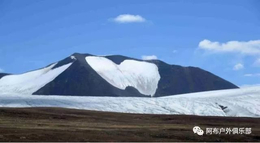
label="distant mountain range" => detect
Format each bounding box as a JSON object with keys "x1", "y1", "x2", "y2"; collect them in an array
[{"x1": 0, "y1": 53, "x2": 238, "y2": 97}]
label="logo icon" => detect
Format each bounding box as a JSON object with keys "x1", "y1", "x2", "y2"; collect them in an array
[{"x1": 193, "y1": 126, "x2": 204, "y2": 136}]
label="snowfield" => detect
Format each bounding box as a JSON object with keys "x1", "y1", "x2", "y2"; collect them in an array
[
  {"x1": 86, "y1": 56, "x2": 160, "y2": 96},
  {"x1": 0, "y1": 85, "x2": 259, "y2": 117},
  {"x1": 0, "y1": 63, "x2": 72, "y2": 94}
]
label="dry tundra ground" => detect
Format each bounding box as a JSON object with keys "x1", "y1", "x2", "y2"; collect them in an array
[{"x1": 0, "y1": 107, "x2": 259, "y2": 142}]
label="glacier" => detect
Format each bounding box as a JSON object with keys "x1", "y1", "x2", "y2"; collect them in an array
[
  {"x1": 0, "y1": 85, "x2": 259, "y2": 117},
  {"x1": 86, "y1": 56, "x2": 160, "y2": 96}
]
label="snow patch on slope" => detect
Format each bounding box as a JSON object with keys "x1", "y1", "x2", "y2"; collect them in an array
[
  {"x1": 70, "y1": 56, "x2": 76, "y2": 60},
  {"x1": 0, "y1": 63, "x2": 72, "y2": 94},
  {"x1": 86, "y1": 56, "x2": 160, "y2": 96},
  {"x1": 0, "y1": 86, "x2": 259, "y2": 117}
]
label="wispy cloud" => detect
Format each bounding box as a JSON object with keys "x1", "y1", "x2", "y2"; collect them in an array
[
  {"x1": 244, "y1": 73, "x2": 260, "y2": 77},
  {"x1": 0, "y1": 68, "x2": 4, "y2": 73},
  {"x1": 142, "y1": 55, "x2": 158, "y2": 60},
  {"x1": 198, "y1": 39, "x2": 260, "y2": 55},
  {"x1": 233, "y1": 63, "x2": 244, "y2": 71},
  {"x1": 172, "y1": 50, "x2": 178, "y2": 54},
  {"x1": 253, "y1": 58, "x2": 260, "y2": 67},
  {"x1": 112, "y1": 14, "x2": 146, "y2": 23}
]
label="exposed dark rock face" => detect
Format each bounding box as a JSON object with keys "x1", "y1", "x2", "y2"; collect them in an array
[
  {"x1": 0, "y1": 73, "x2": 10, "y2": 79},
  {"x1": 32, "y1": 53, "x2": 238, "y2": 97},
  {"x1": 149, "y1": 60, "x2": 238, "y2": 96}
]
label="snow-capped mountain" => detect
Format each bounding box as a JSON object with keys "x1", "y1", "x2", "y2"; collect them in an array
[
  {"x1": 0, "y1": 53, "x2": 238, "y2": 97},
  {"x1": 0, "y1": 53, "x2": 259, "y2": 117}
]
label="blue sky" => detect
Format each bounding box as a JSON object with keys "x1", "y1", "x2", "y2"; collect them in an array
[{"x1": 0, "y1": 0, "x2": 260, "y2": 86}]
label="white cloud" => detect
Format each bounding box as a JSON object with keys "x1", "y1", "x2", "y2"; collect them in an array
[
  {"x1": 198, "y1": 39, "x2": 260, "y2": 55},
  {"x1": 233, "y1": 63, "x2": 244, "y2": 70},
  {"x1": 244, "y1": 74, "x2": 253, "y2": 77},
  {"x1": 253, "y1": 58, "x2": 260, "y2": 67},
  {"x1": 113, "y1": 14, "x2": 146, "y2": 23},
  {"x1": 142, "y1": 55, "x2": 158, "y2": 60},
  {"x1": 244, "y1": 73, "x2": 260, "y2": 77},
  {"x1": 0, "y1": 68, "x2": 4, "y2": 73}
]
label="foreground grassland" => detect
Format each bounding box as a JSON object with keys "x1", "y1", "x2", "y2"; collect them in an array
[{"x1": 0, "y1": 107, "x2": 259, "y2": 142}]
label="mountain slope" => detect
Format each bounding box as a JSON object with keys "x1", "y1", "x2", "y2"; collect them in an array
[
  {"x1": 34, "y1": 53, "x2": 147, "y2": 97},
  {"x1": 0, "y1": 63, "x2": 72, "y2": 94},
  {"x1": 151, "y1": 60, "x2": 238, "y2": 96},
  {"x1": 0, "y1": 53, "x2": 238, "y2": 96}
]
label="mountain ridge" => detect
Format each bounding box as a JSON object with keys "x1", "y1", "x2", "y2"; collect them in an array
[{"x1": 0, "y1": 53, "x2": 239, "y2": 97}]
